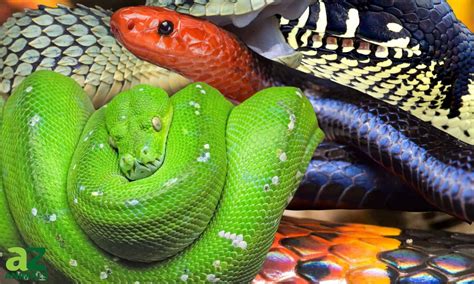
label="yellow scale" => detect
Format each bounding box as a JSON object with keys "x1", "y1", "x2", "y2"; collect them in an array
[{"x1": 281, "y1": 2, "x2": 474, "y2": 145}]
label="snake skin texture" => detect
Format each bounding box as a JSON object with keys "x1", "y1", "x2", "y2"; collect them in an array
[
  {"x1": 280, "y1": 0, "x2": 474, "y2": 145},
  {"x1": 0, "y1": 4, "x2": 190, "y2": 107},
  {"x1": 154, "y1": 0, "x2": 474, "y2": 144},
  {"x1": 0, "y1": 4, "x2": 432, "y2": 213},
  {"x1": 260, "y1": 57, "x2": 473, "y2": 222},
  {"x1": 309, "y1": 91, "x2": 474, "y2": 222},
  {"x1": 255, "y1": 216, "x2": 474, "y2": 283},
  {"x1": 0, "y1": 1, "x2": 472, "y2": 282},
  {"x1": 289, "y1": 141, "x2": 436, "y2": 212},
  {"x1": 137, "y1": 0, "x2": 474, "y2": 220}
]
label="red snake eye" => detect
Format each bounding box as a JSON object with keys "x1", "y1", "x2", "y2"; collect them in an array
[{"x1": 158, "y1": 20, "x2": 174, "y2": 36}]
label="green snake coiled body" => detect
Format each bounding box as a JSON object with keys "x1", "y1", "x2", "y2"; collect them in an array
[{"x1": 0, "y1": 70, "x2": 323, "y2": 282}]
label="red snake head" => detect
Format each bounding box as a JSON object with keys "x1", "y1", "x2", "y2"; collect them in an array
[
  {"x1": 111, "y1": 7, "x2": 225, "y2": 66},
  {"x1": 111, "y1": 6, "x2": 269, "y2": 101}
]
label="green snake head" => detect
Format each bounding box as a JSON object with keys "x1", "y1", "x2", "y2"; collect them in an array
[{"x1": 104, "y1": 85, "x2": 172, "y2": 180}]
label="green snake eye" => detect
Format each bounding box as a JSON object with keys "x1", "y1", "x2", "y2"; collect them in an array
[
  {"x1": 152, "y1": 117, "x2": 162, "y2": 131},
  {"x1": 158, "y1": 20, "x2": 173, "y2": 36}
]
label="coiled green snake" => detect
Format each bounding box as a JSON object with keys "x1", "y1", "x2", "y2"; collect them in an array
[{"x1": 0, "y1": 70, "x2": 323, "y2": 282}]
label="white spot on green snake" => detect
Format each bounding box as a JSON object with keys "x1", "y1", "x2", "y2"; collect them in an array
[
  {"x1": 69, "y1": 259, "x2": 77, "y2": 267},
  {"x1": 99, "y1": 271, "x2": 108, "y2": 280},
  {"x1": 126, "y1": 199, "x2": 139, "y2": 206},
  {"x1": 295, "y1": 90, "x2": 302, "y2": 98},
  {"x1": 232, "y1": 239, "x2": 247, "y2": 250},
  {"x1": 204, "y1": 144, "x2": 210, "y2": 149},
  {"x1": 25, "y1": 86, "x2": 33, "y2": 93},
  {"x1": 79, "y1": 185, "x2": 85, "y2": 191},
  {"x1": 120, "y1": 115, "x2": 126, "y2": 120},
  {"x1": 220, "y1": 230, "x2": 247, "y2": 249},
  {"x1": 29, "y1": 114, "x2": 41, "y2": 127},
  {"x1": 206, "y1": 274, "x2": 219, "y2": 283},
  {"x1": 195, "y1": 111, "x2": 200, "y2": 116},
  {"x1": 189, "y1": 101, "x2": 201, "y2": 109},
  {"x1": 138, "y1": 88, "x2": 144, "y2": 91},
  {"x1": 164, "y1": 178, "x2": 178, "y2": 187},
  {"x1": 272, "y1": 176, "x2": 280, "y2": 185},
  {"x1": 197, "y1": 152, "x2": 210, "y2": 162},
  {"x1": 288, "y1": 114, "x2": 296, "y2": 131},
  {"x1": 49, "y1": 214, "x2": 57, "y2": 222},
  {"x1": 180, "y1": 274, "x2": 189, "y2": 282},
  {"x1": 200, "y1": 90, "x2": 206, "y2": 95},
  {"x1": 196, "y1": 84, "x2": 202, "y2": 89},
  {"x1": 72, "y1": 164, "x2": 77, "y2": 170},
  {"x1": 73, "y1": 198, "x2": 78, "y2": 204},
  {"x1": 238, "y1": 241, "x2": 247, "y2": 250},
  {"x1": 99, "y1": 143, "x2": 104, "y2": 149},
  {"x1": 213, "y1": 260, "x2": 221, "y2": 268},
  {"x1": 91, "y1": 191, "x2": 103, "y2": 197},
  {"x1": 279, "y1": 152, "x2": 288, "y2": 162},
  {"x1": 31, "y1": 208, "x2": 37, "y2": 216}
]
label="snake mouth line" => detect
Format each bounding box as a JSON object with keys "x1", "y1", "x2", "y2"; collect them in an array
[{"x1": 125, "y1": 158, "x2": 163, "y2": 181}]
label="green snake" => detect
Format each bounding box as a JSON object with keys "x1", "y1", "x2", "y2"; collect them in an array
[{"x1": 0, "y1": 70, "x2": 323, "y2": 282}]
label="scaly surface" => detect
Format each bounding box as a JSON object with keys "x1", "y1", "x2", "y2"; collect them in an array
[
  {"x1": 255, "y1": 216, "x2": 474, "y2": 283},
  {"x1": 111, "y1": 6, "x2": 474, "y2": 222},
  {"x1": 0, "y1": 5, "x2": 190, "y2": 107},
  {"x1": 0, "y1": 3, "x2": 472, "y2": 205},
  {"x1": 0, "y1": 70, "x2": 322, "y2": 282}
]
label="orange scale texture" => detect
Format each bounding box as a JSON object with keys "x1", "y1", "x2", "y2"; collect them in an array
[{"x1": 255, "y1": 217, "x2": 474, "y2": 283}]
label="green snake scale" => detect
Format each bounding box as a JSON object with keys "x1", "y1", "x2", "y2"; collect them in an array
[{"x1": 0, "y1": 70, "x2": 323, "y2": 281}]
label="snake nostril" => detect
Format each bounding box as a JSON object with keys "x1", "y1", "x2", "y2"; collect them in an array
[{"x1": 127, "y1": 21, "x2": 135, "y2": 31}]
